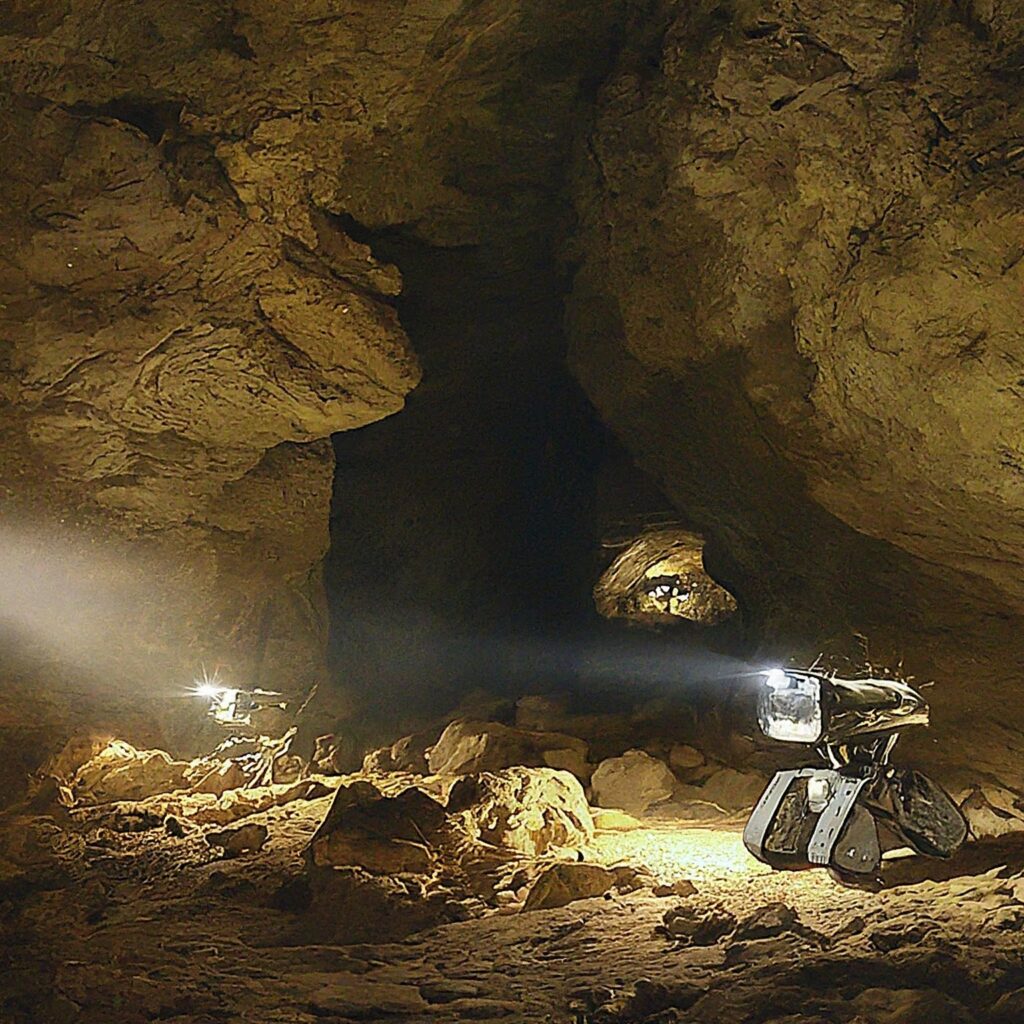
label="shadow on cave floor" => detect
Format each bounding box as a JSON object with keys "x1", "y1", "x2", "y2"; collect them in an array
[{"x1": 878, "y1": 834, "x2": 1024, "y2": 888}]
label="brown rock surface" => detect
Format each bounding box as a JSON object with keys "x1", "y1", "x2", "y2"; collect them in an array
[
  {"x1": 72, "y1": 740, "x2": 189, "y2": 804},
  {"x1": 204, "y1": 821, "x2": 269, "y2": 857},
  {"x1": 0, "y1": 0, "x2": 624, "y2": 776},
  {"x1": 566, "y1": 1, "x2": 1024, "y2": 780},
  {"x1": 308, "y1": 779, "x2": 445, "y2": 874},
  {"x1": 569, "y1": 0, "x2": 1024, "y2": 616},
  {"x1": 590, "y1": 750, "x2": 677, "y2": 816},
  {"x1": 447, "y1": 767, "x2": 594, "y2": 856},
  {"x1": 522, "y1": 863, "x2": 617, "y2": 912},
  {"x1": 0, "y1": 83, "x2": 419, "y2": 765},
  {"x1": 427, "y1": 719, "x2": 591, "y2": 779}
]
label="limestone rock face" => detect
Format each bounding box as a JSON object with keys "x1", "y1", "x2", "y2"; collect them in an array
[
  {"x1": 447, "y1": 767, "x2": 594, "y2": 856},
  {"x1": 0, "y1": 40, "x2": 421, "y2": 763},
  {"x1": 0, "y1": 0, "x2": 628, "y2": 781},
  {"x1": 565, "y1": 1, "x2": 1024, "y2": 780},
  {"x1": 567, "y1": 3, "x2": 1024, "y2": 629}
]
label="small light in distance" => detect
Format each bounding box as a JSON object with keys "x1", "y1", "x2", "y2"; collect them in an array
[
  {"x1": 189, "y1": 666, "x2": 227, "y2": 701},
  {"x1": 191, "y1": 682, "x2": 226, "y2": 699}
]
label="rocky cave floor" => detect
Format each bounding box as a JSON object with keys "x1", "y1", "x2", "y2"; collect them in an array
[{"x1": 5, "y1": 723, "x2": 1024, "y2": 1024}]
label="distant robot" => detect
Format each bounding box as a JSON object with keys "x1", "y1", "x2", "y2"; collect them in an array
[
  {"x1": 193, "y1": 682, "x2": 286, "y2": 728},
  {"x1": 744, "y1": 668, "x2": 967, "y2": 882}
]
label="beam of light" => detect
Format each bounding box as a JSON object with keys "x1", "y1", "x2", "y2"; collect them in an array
[{"x1": 0, "y1": 521, "x2": 149, "y2": 679}]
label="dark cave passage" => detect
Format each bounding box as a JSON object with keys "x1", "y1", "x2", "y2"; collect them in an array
[
  {"x1": 324, "y1": 238, "x2": 756, "y2": 740},
  {"x1": 325, "y1": 240, "x2": 605, "y2": 719}
]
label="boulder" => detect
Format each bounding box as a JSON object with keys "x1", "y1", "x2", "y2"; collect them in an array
[
  {"x1": 960, "y1": 788, "x2": 1024, "y2": 839},
  {"x1": 427, "y1": 719, "x2": 589, "y2": 780},
  {"x1": 362, "y1": 733, "x2": 432, "y2": 775},
  {"x1": 590, "y1": 750, "x2": 676, "y2": 816},
  {"x1": 191, "y1": 760, "x2": 248, "y2": 797},
  {"x1": 522, "y1": 863, "x2": 617, "y2": 911},
  {"x1": 72, "y1": 741, "x2": 189, "y2": 805},
  {"x1": 309, "y1": 781, "x2": 446, "y2": 875},
  {"x1": 42, "y1": 736, "x2": 112, "y2": 783},
  {"x1": 447, "y1": 767, "x2": 594, "y2": 856},
  {"x1": 542, "y1": 746, "x2": 592, "y2": 781},
  {"x1": 668, "y1": 744, "x2": 705, "y2": 774},
  {"x1": 312, "y1": 834, "x2": 432, "y2": 875},
  {"x1": 205, "y1": 822, "x2": 268, "y2": 857}
]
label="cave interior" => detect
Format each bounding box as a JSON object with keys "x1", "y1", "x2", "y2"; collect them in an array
[{"x1": 3, "y1": 1, "x2": 1024, "y2": 1022}]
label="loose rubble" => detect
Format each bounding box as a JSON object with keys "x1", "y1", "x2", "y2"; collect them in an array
[{"x1": 4, "y1": 712, "x2": 1024, "y2": 1023}]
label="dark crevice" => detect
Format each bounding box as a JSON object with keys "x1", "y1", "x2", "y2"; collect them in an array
[
  {"x1": 64, "y1": 97, "x2": 184, "y2": 145},
  {"x1": 210, "y1": 11, "x2": 256, "y2": 60}
]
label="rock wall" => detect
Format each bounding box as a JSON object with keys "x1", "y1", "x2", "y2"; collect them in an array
[
  {"x1": 4, "y1": 0, "x2": 1024, "y2": 791},
  {"x1": 0, "y1": 0, "x2": 626, "y2": 772},
  {"x1": 566, "y1": 1, "x2": 1024, "y2": 779}
]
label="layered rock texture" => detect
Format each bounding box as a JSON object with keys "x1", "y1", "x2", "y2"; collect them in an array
[
  {"x1": 0, "y1": 0, "x2": 622, "y2": 770},
  {"x1": 3, "y1": 0, "x2": 1024, "y2": 791},
  {"x1": 567, "y1": 0, "x2": 1024, "y2": 777},
  {"x1": 570, "y1": 0, "x2": 1024, "y2": 628}
]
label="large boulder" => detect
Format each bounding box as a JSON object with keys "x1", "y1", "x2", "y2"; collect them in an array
[
  {"x1": 72, "y1": 741, "x2": 189, "y2": 805},
  {"x1": 447, "y1": 767, "x2": 593, "y2": 857},
  {"x1": 692, "y1": 768, "x2": 767, "y2": 812},
  {"x1": 427, "y1": 720, "x2": 590, "y2": 780},
  {"x1": 309, "y1": 780, "x2": 447, "y2": 875},
  {"x1": 590, "y1": 750, "x2": 676, "y2": 816}
]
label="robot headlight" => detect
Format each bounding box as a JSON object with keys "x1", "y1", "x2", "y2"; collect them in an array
[
  {"x1": 758, "y1": 669, "x2": 824, "y2": 743},
  {"x1": 757, "y1": 668, "x2": 929, "y2": 745}
]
